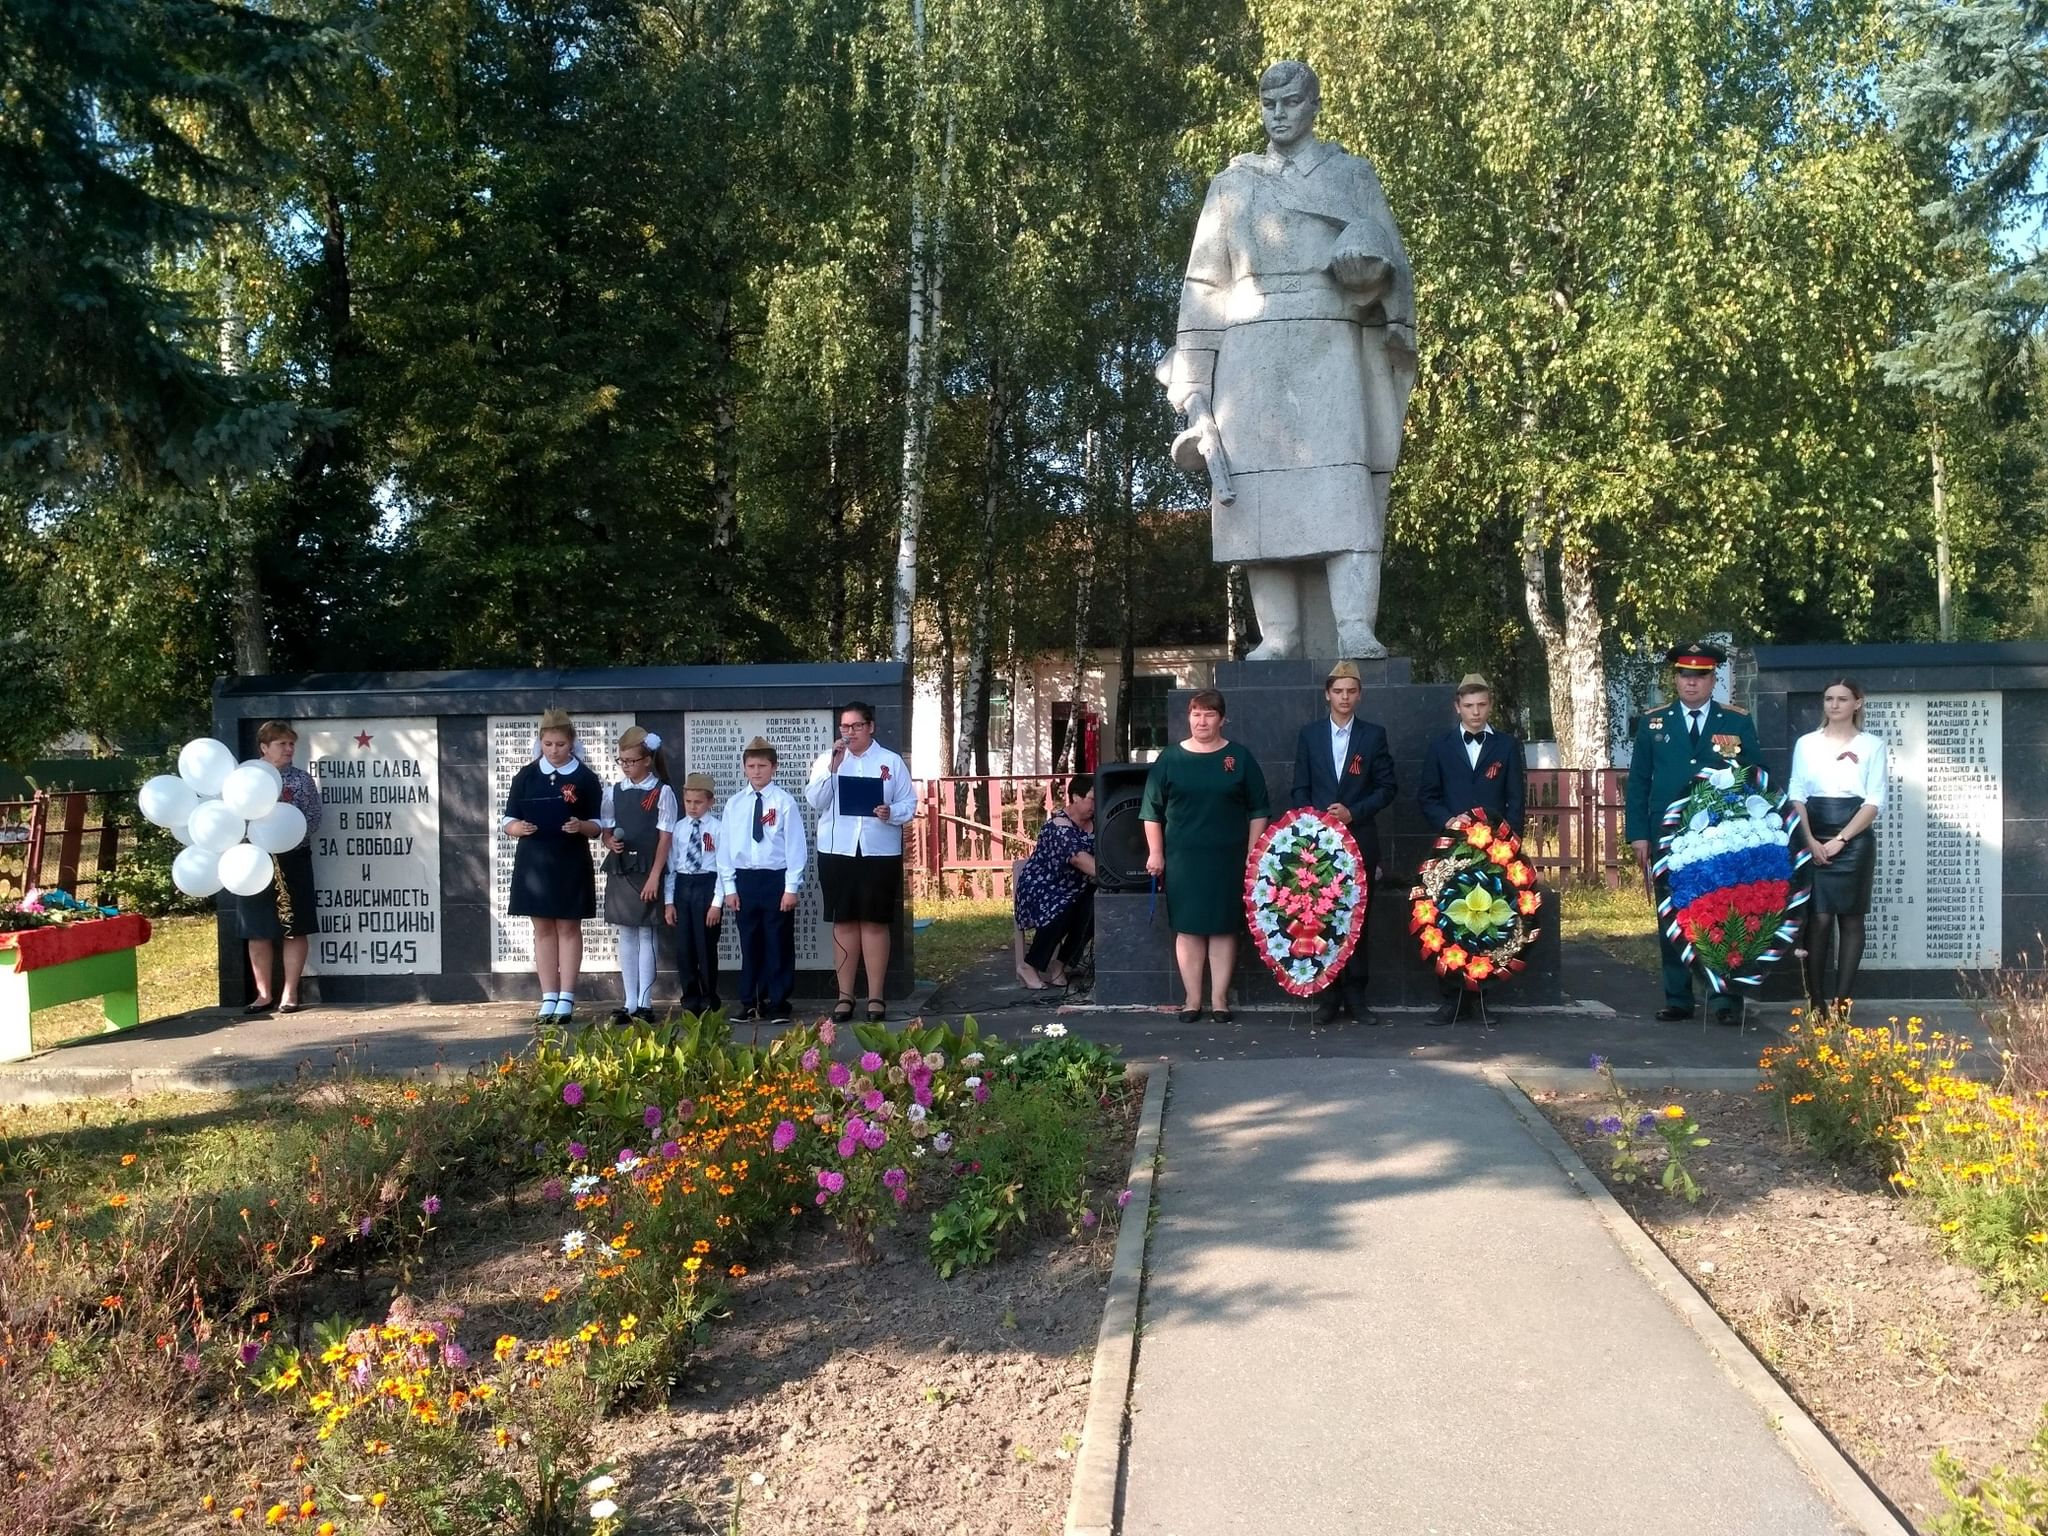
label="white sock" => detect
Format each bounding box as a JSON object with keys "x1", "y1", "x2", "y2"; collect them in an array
[
  {"x1": 541, "y1": 991, "x2": 562, "y2": 1012},
  {"x1": 557, "y1": 992, "x2": 575, "y2": 1016},
  {"x1": 636, "y1": 931, "x2": 657, "y2": 1010},
  {"x1": 616, "y1": 928, "x2": 649, "y2": 1011}
]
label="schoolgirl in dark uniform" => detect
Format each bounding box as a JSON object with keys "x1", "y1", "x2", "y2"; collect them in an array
[{"x1": 502, "y1": 708, "x2": 604, "y2": 1022}]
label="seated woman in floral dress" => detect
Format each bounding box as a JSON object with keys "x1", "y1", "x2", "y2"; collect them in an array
[{"x1": 1013, "y1": 775, "x2": 1097, "y2": 990}]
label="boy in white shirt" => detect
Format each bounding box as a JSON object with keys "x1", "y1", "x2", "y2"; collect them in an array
[
  {"x1": 719, "y1": 738, "x2": 807, "y2": 1024},
  {"x1": 664, "y1": 771, "x2": 723, "y2": 1017}
]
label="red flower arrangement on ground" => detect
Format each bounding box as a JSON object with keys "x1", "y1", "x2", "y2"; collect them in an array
[{"x1": 1243, "y1": 809, "x2": 1367, "y2": 996}]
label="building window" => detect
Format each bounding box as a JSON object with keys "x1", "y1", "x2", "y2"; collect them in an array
[
  {"x1": 1129, "y1": 675, "x2": 1171, "y2": 755},
  {"x1": 989, "y1": 684, "x2": 1012, "y2": 760}
]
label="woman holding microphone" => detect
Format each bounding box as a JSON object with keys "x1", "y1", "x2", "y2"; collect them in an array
[{"x1": 806, "y1": 701, "x2": 918, "y2": 1023}]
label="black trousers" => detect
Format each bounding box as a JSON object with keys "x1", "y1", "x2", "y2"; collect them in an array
[
  {"x1": 1024, "y1": 892, "x2": 1093, "y2": 971},
  {"x1": 668, "y1": 871, "x2": 721, "y2": 1013}
]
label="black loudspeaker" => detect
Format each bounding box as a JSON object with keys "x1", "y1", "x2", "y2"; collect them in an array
[{"x1": 1094, "y1": 762, "x2": 1153, "y2": 892}]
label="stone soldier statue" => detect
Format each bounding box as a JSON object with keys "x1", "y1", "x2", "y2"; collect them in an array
[{"x1": 1159, "y1": 60, "x2": 1417, "y2": 660}]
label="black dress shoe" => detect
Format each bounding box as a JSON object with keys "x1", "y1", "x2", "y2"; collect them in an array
[
  {"x1": 1430, "y1": 999, "x2": 1458, "y2": 1026},
  {"x1": 1355, "y1": 1008, "x2": 1387, "y2": 1027},
  {"x1": 1212, "y1": 1008, "x2": 1234, "y2": 1024},
  {"x1": 1655, "y1": 1006, "x2": 1696, "y2": 1022},
  {"x1": 1711, "y1": 1010, "x2": 1742, "y2": 1027},
  {"x1": 1310, "y1": 999, "x2": 1341, "y2": 1025}
]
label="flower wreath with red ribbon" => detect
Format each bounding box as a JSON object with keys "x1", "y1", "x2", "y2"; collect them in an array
[
  {"x1": 1408, "y1": 812, "x2": 1542, "y2": 990},
  {"x1": 1243, "y1": 808, "x2": 1367, "y2": 997}
]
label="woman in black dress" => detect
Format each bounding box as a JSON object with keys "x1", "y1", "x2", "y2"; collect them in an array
[
  {"x1": 236, "y1": 720, "x2": 324, "y2": 1014},
  {"x1": 503, "y1": 708, "x2": 604, "y2": 1023}
]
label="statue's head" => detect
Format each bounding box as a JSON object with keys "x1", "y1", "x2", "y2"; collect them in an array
[{"x1": 1259, "y1": 60, "x2": 1320, "y2": 150}]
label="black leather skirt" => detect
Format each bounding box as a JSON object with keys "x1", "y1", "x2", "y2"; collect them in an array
[{"x1": 1804, "y1": 795, "x2": 1876, "y2": 915}]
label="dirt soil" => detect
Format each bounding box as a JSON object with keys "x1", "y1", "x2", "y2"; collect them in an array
[
  {"x1": 612, "y1": 1229, "x2": 1109, "y2": 1535},
  {"x1": 1537, "y1": 1087, "x2": 2048, "y2": 1529}
]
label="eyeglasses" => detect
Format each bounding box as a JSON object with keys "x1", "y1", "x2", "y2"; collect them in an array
[{"x1": 618, "y1": 753, "x2": 648, "y2": 766}]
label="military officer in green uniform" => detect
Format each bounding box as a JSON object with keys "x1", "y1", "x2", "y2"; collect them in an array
[{"x1": 1624, "y1": 641, "x2": 1760, "y2": 1023}]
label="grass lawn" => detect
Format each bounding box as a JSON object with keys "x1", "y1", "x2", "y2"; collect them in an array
[
  {"x1": 28, "y1": 912, "x2": 220, "y2": 1052},
  {"x1": 912, "y1": 894, "x2": 1014, "y2": 984},
  {"x1": 1557, "y1": 880, "x2": 1661, "y2": 973}
]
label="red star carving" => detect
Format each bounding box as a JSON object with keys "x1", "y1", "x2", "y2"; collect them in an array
[{"x1": 354, "y1": 731, "x2": 373, "y2": 748}]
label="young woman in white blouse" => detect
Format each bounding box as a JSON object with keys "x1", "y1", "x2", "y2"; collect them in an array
[{"x1": 1786, "y1": 678, "x2": 1886, "y2": 1016}]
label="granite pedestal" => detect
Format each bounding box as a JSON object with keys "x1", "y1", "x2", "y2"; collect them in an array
[{"x1": 1094, "y1": 658, "x2": 1563, "y2": 1008}]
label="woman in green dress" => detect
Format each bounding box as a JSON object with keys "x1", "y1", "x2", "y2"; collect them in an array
[{"x1": 1141, "y1": 688, "x2": 1271, "y2": 1022}]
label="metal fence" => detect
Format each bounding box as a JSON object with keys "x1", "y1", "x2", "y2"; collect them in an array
[
  {"x1": 909, "y1": 768, "x2": 1638, "y2": 899},
  {"x1": 0, "y1": 791, "x2": 136, "y2": 901}
]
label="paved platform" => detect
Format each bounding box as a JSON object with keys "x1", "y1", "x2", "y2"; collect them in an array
[
  {"x1": 1, "y1": 931, "x2": 1992, "y2": 1101},
  {"x1": 1120, "y1": 1058, "x2": 1859, "y2": 1533}
]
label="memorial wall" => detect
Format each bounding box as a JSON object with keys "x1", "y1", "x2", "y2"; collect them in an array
[
  {"x1": 211, "y1": 666, "x2": 912, "y2": 1007},
  {"x1": 1752, "y1": 644, "x2": 2047, "y2": 996}
]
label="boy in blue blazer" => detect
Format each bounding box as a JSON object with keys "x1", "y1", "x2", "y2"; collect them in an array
[
  {"x1": 1418, "y1": 674, "x2": 1527, "y2": 1022},
  {"x1": 1418, "y1": 673, "x2": 1526, "y2": 837},
  {"x1": 1290, "y1": 660, "x2": 1398, "y2": 1024}
]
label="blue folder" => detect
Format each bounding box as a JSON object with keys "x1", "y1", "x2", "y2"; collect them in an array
[{"x1": 837, "y1": 775, "x2": 886, "y2": 818}]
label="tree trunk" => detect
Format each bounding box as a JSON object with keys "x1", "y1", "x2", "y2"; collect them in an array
[
  {"x1": 1931, "y1": 418, "x2": 1954, "y2": 641},
  {"x1": 827, "y1": 413, "x2": 847, "y2": 661},
  {"x1": 890, "y1": 0, "x2": 953, "y2": 665},
  {"x1": 710, "y1": 293, "x2": 739, "y2": 554},
  {"x1": 935, "y1": 587, "x2": 956, "y2": 775},
  {"x1": 1114, "y1": 431, "x2": 1137, "y2": 762},
  {"x1": 217, "y1": 253, "x2": 269, "y2": 676},
  {"x1": 953, "y1": 361, "x2": 1006, "y2": 775},
  {"x1": 1062, "y1": 428, "x2": 1099, "y2": 773},
  {"x1": 1521, "y1": 492, "x2": 1609, "y2": 768}
]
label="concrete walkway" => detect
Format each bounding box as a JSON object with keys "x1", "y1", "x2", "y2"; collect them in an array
[{"x1": 1120, "y1": 1058, "x2": 1857, "y2": 1534}]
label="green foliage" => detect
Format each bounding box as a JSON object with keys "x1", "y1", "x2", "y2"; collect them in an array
[
  {"x1": 850, "y1": 1014, "x2": 986, "y2": 1063},
  {"x1": 97, "y1": 817, "x2": 210, "y2": 918},
  {"x1": 0, "y1": 0, "x2": 330, "y2": 484},
  {"x1": 1933, "y1": 1415, "x2": 2048, "y2": 1536},
  {"x1": 928, "y1": 1173, "x2": 1026, "y2": 1278},
  {"x1": 1583, "y1": 1058, "x2": 1711, "y2": 1203},
  {"x1": 1000, "y1": 1032, "x2": 1123, "y2": 1104},
  {"x1": 516, "y1": 1011, "x2": 777, "y2": 1157},
  {"x1": 6, "y1": 0, "x2": 2042, "y2": 753}
]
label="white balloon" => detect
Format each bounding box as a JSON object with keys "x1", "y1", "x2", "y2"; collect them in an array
[
  {"x1": 246, "y1": 803, "x2": 307, "y2": 854},
  {"x1": 218, "y1": 843, "x2": 276, "y2": 898},
  {"x1": 170, "y1": 822, "x2": 195, "y2": 847},
  {"x1": 177, "y1": 738, "x2": 237, "y2": 798},
  {"x1": 138, "y1": 774, "x2": 199, "y2": 829},
  {"x1": 220, "y1": 763, "x2": 282, "y2": 820},
  {"x1": 187, "y1": 801, "x2": 247, "y2": 854},
  {"x1": 171, "y1": 846, "x2": 224, "y2": 898},
  {"x1": 241, "y1": 756, "x2": 284, "y2": 788}
]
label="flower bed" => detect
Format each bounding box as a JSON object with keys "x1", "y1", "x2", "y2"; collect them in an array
[{"x1": 1, "y1": 1012, "x2": 1135, "y2": 1533}]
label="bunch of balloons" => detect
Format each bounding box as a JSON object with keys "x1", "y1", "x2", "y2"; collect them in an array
[{"x1": 138, "y1": 739, "x2": 308, "y2": 899}]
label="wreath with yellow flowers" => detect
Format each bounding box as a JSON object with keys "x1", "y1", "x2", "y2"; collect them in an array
[{"x1": 1408, "y1": 812, "x2": 1543, "y2": 989}]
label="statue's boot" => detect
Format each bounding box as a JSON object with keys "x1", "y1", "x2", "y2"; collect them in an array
[
  {"x1": 1328, "y1": 552, "x2": 1388, "y2": 659},
  {"x1": 1244, "y1": 565, "x2": 1302, "y2": 660}
]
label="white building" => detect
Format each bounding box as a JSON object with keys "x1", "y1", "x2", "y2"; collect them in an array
[{"x1": 910, "y1": 644, "x2": 1229, "y2": 778}]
